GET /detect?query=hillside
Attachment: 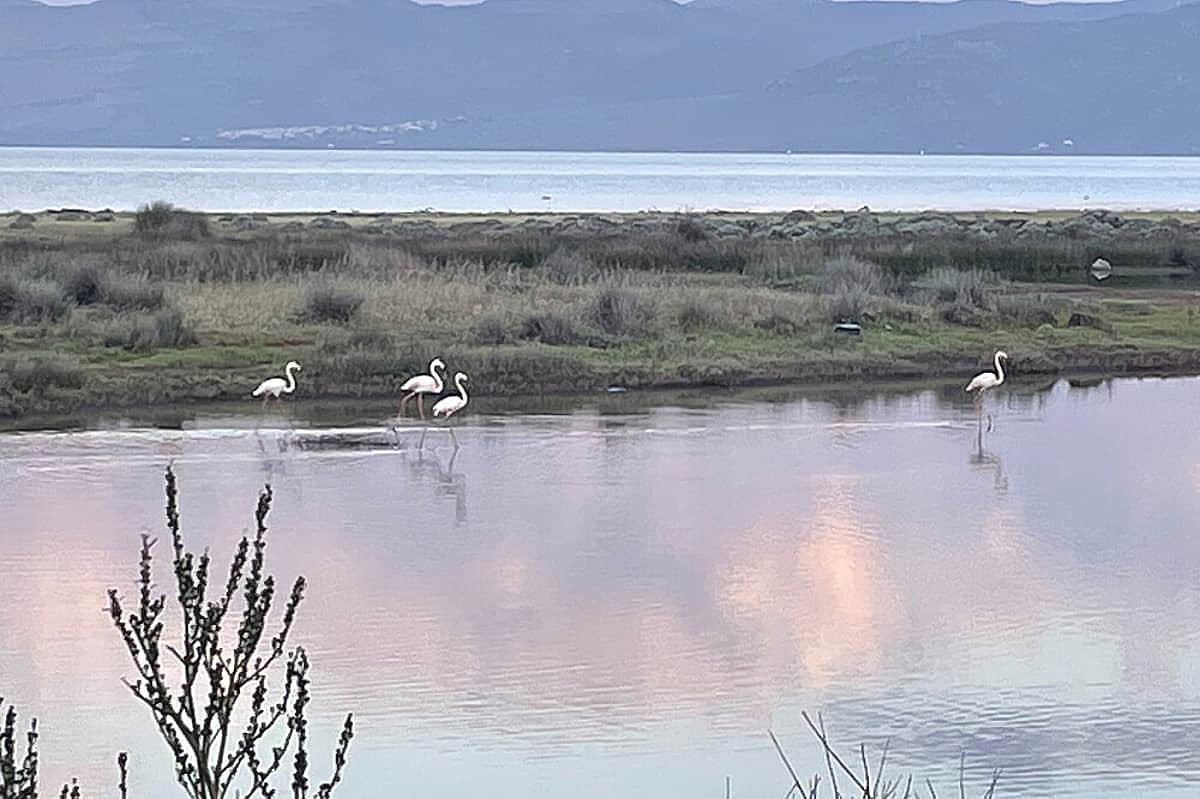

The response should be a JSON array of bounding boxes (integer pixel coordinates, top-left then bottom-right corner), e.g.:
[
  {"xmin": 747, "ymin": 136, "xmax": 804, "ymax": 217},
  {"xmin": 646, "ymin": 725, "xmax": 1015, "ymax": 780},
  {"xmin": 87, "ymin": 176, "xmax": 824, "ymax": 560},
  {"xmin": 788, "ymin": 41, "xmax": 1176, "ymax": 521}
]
[{"xmin": 0, "ymin": 0, "xmax": 1195, "ymax": 152}]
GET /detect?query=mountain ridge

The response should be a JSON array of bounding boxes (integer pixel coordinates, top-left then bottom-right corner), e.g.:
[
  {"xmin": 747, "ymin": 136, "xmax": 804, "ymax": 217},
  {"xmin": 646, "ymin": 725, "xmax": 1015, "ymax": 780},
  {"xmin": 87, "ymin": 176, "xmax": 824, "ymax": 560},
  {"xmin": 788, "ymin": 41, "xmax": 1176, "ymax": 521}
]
[{"xmin": 1, "ymin": 0, "xmax": 1197, "ymax": 152}]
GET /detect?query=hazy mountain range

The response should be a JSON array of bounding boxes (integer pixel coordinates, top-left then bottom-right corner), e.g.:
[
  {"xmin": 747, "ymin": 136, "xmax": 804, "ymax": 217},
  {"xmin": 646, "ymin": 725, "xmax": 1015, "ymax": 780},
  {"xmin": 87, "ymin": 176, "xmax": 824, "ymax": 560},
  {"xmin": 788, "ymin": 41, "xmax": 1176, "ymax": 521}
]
[{"xmin": 1, "ymin": 0, "xmax": 1197, "ymax": 153}]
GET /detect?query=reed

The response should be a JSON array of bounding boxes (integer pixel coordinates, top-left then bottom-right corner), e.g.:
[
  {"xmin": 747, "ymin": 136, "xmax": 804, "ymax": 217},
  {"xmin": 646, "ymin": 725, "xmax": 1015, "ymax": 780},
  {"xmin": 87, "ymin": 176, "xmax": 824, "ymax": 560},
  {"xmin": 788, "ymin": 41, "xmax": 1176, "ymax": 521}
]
[{"xmin": 768, "ymin": 712, "xmax": 1000, "ymax": 799}]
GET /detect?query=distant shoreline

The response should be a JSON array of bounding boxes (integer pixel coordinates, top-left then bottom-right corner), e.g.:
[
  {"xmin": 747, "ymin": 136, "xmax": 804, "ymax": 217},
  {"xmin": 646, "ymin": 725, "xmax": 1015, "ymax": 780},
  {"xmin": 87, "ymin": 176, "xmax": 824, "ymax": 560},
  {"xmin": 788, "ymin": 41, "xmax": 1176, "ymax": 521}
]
[
  {"xmin": 9, "ymin": 208, "xmax": 1200, "ymax": 223},
  {"xmin": 7, "ymin": 143, "xmax": 1200, "ymax": 158},
  {"xmin": 11, "ymin": 206, "xmax": 1200, "ymax": 218}
]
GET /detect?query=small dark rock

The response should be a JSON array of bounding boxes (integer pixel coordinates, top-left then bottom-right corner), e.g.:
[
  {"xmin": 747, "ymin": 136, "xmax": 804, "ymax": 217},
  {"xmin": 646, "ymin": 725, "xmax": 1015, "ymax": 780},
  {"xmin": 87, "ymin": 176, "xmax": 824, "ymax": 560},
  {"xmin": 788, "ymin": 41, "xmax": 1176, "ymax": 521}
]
[{"xmin": 1067, "ymin": 312, "xmax": 1111, "ymax": 331}]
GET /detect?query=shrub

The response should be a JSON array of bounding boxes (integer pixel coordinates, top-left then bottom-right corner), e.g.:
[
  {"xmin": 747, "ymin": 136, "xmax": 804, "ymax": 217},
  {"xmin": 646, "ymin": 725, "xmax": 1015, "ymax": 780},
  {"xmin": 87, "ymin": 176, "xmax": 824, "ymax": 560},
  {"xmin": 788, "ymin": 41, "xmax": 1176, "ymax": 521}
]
[
  {"xmin": 675, "ymin": 216, "xmax": 709, "ymax": 243},
  {"xmin": 5, "ymin": 356, "xmax": 86, "ymax": 393},
  {"xmin": 276, "ymin": 242, "xmax": 351, "ymax": 273},
  {"xmin": 677, "ymin": 296, "xmax": 723, "ymax": 332},
  {"xmin": 818, "ymin": 255, "xmax": 888, "ymax": 296},
  {"xmin": 0, "ymin": 275, "xmax": 70, "ymax": 323},
  {"xmin": 107, "ymin": 468, "xmax": 354, "ymax": 799},
  {"xmin": 297, "ymin": 285, "xmax": 364, "ymax": 323},
  {"xmin": 827, "ymin": 284, "xmax": 869, "ymax": 323},
  {"xmin": 472, "ymin": 314, "xmax": 512, "ymax": 345},
  {"xmin": 134, "ymin": 201, "xmax": 210, "ymax": 240},
  {"xmin": 916, "ymin": 267, "xmax": 999, "ymax": 309},
  {"xmin": 134, "ymin": 200, "xmax": 175, "ymax": 233},
  {"xmin": 539, "ymin": 249, "xmax": 599, "ymax": 283},
  {"xmin": 0, "ymin": 699, "xmax": 41, "ymax": 796},
  {"xmin": 60, "ymin": 264, "xmax": 165, "ymax": 310},
  {"xmin": 519, "ymin": 312, "xmax": 584, "ymax": 345},
  {"xmin": 104, "ymin": 308, "xmax": 195, "ymax": 351},
  {"xmin": 102, "ymin": 275, "xmax": 166, "ymax": 310},
  {"xmin": 62, "ymin": 263, "xmax": 105, "ymax": 305},
  {"xmin": 586, "ymin": 287, "xmax": 646, "ymax": 337}
]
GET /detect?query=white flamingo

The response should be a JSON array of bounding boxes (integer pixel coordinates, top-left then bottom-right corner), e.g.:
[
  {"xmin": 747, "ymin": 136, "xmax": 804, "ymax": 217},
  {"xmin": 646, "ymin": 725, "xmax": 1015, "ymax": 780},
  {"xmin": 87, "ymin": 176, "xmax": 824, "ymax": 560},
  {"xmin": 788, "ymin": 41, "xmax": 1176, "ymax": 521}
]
[
  {"xmin": 965, "ymin": 350, "xmax": 1007, "ymax": 430},
  {"xmin": 433, "ymin": 372, "xmax": 469, "ymax": 419},
  {"xmin": 252, "ymin": 361, "xmax": 301, "ymax": 405},
  {"xmin": 429, "ymin": 372, "xmax": 469, "ymax": 448},
  {"xmin": 399, "ymin": 357, "xmax": 446, "ymax": 419}
]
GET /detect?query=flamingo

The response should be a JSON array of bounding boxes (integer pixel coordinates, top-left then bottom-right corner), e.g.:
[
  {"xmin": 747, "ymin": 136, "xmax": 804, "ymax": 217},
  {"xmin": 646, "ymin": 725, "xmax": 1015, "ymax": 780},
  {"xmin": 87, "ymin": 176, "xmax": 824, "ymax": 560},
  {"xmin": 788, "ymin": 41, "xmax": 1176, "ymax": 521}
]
[
  {"xmin": 430, "ymin": 372, "xmax": 469, "ymax": 448},
  {"xmin": 433, "ymin": 372, "xmax": 469, "ymax": 418},
  {"xmin": 252, "ymin": 361, "xmax": 301, "ymax": 405},
  {"xmin": 965, "ymin": 350, "xmax": 1007, "ymax": 430},
  {"xmin": 399, "ymin": 357, "xmax": 446, "ymax": 419}
]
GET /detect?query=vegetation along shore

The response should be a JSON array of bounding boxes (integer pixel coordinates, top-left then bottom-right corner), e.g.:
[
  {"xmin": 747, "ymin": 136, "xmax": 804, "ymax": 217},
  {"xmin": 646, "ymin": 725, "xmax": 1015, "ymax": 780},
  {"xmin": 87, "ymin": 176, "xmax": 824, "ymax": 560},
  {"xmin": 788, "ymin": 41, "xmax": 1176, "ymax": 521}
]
[{"xmin": 1, "ymin": 203, "xmax": 1199, "ymax": 419}]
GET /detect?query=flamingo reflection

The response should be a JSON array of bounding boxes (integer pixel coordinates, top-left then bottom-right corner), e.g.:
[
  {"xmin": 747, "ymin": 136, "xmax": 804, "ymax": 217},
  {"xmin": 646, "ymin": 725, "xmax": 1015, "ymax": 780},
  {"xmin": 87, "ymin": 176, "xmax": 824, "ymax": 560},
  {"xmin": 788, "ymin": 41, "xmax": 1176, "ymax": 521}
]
[
  {"xmin": 407, "ymin": 447, "xmax": 467, "ymax": 522},
  {"xmin": 970, "ymin": 422, "xmax": 1008, "ymax": 492}
]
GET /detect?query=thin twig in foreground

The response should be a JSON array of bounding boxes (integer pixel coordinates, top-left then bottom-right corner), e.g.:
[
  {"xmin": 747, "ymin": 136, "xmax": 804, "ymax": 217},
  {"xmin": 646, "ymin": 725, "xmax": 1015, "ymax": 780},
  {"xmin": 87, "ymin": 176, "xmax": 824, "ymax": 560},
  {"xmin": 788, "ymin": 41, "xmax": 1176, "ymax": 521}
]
[
  {"xmin": 769, "ymin": 730, "xmax": 805, "ymax": 797},
  {"xmin": 801, "ymin": 712, "xmax": 869, "ymax": 796},
  {"xmin": 819, "ymin": 714, "xmax": 842, "ymax": 799}
]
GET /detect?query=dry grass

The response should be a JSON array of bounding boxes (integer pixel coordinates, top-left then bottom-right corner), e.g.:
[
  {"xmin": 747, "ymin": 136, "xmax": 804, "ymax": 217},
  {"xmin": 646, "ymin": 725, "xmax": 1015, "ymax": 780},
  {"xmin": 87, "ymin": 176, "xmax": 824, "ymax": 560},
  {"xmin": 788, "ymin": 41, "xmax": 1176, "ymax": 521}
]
[{"xmin": 172, "ymin": 270, "xmax": 831, "ymax": 345}]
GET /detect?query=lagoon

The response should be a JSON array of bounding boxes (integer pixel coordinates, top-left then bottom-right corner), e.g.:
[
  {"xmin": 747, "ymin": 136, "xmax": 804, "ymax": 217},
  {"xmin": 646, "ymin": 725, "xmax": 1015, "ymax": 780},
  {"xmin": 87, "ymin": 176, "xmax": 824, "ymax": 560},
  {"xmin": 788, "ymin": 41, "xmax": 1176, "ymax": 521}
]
[
  {"xmin": 2, "ymin": 377, "xmax": 1199, "ymax": 797},
  {"xmin": 4, "ymin": 148, "xmax": 1200, "ymax": 213}
]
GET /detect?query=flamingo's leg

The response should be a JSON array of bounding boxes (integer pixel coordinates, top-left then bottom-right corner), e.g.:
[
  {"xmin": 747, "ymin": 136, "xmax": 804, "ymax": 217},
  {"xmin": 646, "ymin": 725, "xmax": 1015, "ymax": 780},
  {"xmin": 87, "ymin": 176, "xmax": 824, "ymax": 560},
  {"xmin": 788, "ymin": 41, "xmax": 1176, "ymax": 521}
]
[
  {"xmin": 417, "ymin": 393, "xmax": 426, "ymax": 420},
  {"xmin": 419, "ymin": 426, "xmax": 429, "ymax": 450},
  {"xmin": 448, "ymin": 424, "xmax": 459, "ymax": 450}
]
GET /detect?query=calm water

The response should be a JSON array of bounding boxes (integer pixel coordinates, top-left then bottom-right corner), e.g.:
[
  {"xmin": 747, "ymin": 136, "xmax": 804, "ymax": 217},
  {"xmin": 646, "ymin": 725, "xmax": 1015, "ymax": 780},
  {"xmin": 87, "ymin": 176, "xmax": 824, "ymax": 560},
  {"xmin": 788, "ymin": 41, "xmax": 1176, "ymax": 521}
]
[
  {"xmin": 4, "ymin": 147, "xmax": 1200, "ymax": 213},
  {"xmin": 2, "ymin": 377, "xmax": 1200, "ymax": 798}
]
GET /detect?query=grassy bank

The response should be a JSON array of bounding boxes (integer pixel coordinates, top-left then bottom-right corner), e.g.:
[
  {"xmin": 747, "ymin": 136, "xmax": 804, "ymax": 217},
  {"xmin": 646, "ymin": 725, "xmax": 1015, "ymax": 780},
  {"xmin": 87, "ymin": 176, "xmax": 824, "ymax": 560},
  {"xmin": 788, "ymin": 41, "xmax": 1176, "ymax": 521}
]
[{"xmin": 2, "ymin": 204, "xmax": 1199, "ymax": 418}]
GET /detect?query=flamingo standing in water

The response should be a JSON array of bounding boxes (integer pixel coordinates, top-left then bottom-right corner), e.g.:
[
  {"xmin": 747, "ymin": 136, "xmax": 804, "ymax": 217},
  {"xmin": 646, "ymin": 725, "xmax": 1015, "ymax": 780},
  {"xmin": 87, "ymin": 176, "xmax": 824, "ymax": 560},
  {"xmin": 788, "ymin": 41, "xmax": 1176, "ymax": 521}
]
[
  {"xmin": 252, "ymin": 361, "xmax": 301, "ymax": 405},
  {"xmin": 429, "ymin": 372, "xmax": 469, "ymax": 448},
  {"xmin": 965, "ymin": 350, "xmax": 1007, "ymax": 430},
  {"xmin": 399, "ymin": 357, "xmax": 446, "ymax": 419}
]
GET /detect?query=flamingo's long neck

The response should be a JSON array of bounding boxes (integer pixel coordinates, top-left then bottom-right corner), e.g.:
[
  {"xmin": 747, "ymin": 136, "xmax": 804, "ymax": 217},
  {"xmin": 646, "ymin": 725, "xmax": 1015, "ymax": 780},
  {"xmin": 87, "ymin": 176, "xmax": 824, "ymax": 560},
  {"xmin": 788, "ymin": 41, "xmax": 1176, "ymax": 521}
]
[
  {"xmin": 456, "ymin": 375, "xmax": 468, "ymax": 404},
  {"xmin": 431, "ymin": 361, "xmax": 444, "ymax": 393},
  {"xmin": 994, "ymin": 353, "xmax": 1005, "ymax": 385},
  {"xmin": 284, "ymin": 364, "xmax": 297, "ymax": 394}
]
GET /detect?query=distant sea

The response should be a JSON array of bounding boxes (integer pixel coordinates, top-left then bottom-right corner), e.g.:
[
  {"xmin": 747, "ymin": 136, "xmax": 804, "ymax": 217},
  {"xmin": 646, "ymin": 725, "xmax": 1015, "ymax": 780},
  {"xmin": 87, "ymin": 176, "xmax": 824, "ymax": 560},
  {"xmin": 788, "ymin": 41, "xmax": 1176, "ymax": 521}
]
[{"xmin": 2, "ymin": 147, "xmax": 1199, "ymax": 214}]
